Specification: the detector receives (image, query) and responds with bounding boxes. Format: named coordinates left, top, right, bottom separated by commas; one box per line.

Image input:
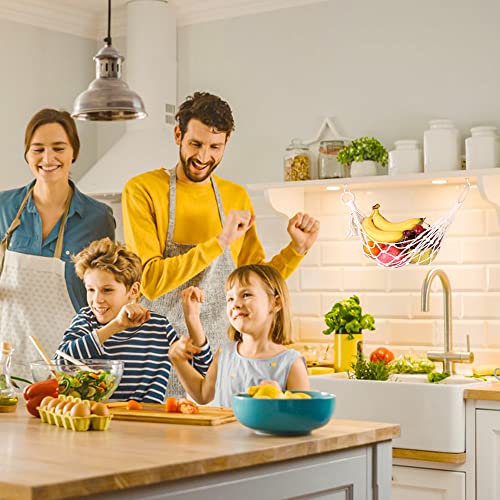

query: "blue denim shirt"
left=0, top=180, right=116, bottom=311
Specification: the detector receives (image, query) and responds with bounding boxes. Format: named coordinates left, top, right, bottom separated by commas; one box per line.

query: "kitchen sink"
left=310, top=374, right=487, bottom=453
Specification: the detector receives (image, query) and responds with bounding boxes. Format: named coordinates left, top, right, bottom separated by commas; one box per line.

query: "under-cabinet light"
left=326, top=186, right=341, bottom=191
left=432, top=179, right=448, bottom=185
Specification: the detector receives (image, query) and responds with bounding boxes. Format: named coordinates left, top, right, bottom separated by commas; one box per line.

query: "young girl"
left=169, top=264, right=309, bottom=407
left=57, top=238, right=212, bottom=403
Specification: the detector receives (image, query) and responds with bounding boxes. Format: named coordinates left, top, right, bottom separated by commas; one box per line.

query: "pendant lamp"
left=72, top=0, right=147, bottom=121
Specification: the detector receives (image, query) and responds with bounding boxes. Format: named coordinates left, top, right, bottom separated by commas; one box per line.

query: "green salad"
left=56, top=369, right=116, bottom=401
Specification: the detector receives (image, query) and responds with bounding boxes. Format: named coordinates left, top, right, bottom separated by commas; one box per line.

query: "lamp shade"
left=72, top=44, right=147, bottom=121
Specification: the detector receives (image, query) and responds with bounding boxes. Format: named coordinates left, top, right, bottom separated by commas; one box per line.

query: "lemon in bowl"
left=232, top=390, right=336, bottom=436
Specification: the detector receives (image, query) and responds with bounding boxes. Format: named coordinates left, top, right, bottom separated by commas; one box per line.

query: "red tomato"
left=370, top=347, right=395, bottom=365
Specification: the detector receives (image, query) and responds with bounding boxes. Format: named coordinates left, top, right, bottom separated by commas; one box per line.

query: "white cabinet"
left=392, top=466, right=465, bottom=500
left=476, top=409, right=500, bottom=500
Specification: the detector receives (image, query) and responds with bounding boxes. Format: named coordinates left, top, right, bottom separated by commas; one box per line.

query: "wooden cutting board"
left=108, top=402, right=235, bottom=426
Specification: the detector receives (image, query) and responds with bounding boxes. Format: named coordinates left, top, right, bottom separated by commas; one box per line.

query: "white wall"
left=0, top=19, right=98, bottom=190
left=178, top=0, right=500, bottom=366
left=177, top=0, right=500, bottom=185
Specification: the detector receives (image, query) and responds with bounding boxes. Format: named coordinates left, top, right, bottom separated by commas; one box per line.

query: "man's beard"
left=180, top=152, right=219, bottom=183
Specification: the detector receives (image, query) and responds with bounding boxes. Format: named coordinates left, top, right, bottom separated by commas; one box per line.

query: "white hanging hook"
left=458, top=179, right=471, bottom=204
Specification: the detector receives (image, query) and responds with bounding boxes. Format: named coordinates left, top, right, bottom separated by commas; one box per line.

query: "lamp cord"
left=104, top=0, right=112, bottom=45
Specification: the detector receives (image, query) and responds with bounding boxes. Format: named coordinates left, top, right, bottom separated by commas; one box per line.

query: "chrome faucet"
left=421, top=268, right=474, bottom=374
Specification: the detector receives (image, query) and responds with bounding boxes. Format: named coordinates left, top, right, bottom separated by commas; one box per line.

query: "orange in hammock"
left=363, top=240, right=380, bottom=257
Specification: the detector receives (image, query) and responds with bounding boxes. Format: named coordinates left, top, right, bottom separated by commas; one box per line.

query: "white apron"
left=141, top=169, right=236, bottom=397
left=0, top=187, right=76, bottom=381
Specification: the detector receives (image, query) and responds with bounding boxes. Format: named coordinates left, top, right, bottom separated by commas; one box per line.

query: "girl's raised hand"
left=115, top=303, right=151, bottom=329
left=181, top=286, right=205, bottom=321
left=169, top=336, right=201, bottom=363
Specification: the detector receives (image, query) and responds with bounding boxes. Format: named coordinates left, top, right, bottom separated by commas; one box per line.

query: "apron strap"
left=53, top=188, right=73, bottom=259
left=0, top=187, right=34, bottom=261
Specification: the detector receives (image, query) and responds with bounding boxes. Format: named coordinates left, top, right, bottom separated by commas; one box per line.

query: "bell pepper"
left=23, top=379, right=59, bottom=418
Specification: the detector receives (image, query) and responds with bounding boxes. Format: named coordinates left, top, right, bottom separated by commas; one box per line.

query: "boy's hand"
left=181, top=286, right=204, bottom=321
left=169, top=337, right=201, bottom=364
left=114, top=303, right=151, bottom=330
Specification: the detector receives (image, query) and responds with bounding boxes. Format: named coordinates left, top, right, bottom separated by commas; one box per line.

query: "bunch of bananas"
left=247, top=385, right=311, bottom=399
left=361, top=204, right=424, bottom=243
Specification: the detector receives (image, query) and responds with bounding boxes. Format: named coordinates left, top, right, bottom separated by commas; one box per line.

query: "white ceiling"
left=0, top=0, right=326, bottom=39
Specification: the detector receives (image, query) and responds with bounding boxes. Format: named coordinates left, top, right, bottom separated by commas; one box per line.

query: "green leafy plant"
left=427, top=371, right=451, bottom=383
left=337, top=137, right=388, bottom=167
left=349, top=352, right=392, bottom=381
left=323, top=295, right=375, bottom=340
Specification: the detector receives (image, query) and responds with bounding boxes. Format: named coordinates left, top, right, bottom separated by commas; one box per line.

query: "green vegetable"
left=56, top=369, right=116, bottom=402
left=428, top=372, right=451, bottom=383
left=323, top=295, right=375, bottom=340
left=337, top=137, right=388, bottom=167
left=390, top=355, right=435, bottom=374
left=349, top=352, right=392, bottom=381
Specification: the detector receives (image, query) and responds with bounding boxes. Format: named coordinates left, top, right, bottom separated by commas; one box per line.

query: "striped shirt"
left=56, top=307, right=212, bottom=403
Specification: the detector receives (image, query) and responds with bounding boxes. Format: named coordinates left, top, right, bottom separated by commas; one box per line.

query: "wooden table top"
left=1, top=408, right=399, bottom=499
left=464, top=381, right=500, bottom=401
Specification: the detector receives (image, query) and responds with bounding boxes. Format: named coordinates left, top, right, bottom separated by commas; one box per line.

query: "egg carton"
left=38, top=395, right=112, bottom=432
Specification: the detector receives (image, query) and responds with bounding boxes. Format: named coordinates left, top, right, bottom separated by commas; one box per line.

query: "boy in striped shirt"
left=56, top=238, right=212, bottom=403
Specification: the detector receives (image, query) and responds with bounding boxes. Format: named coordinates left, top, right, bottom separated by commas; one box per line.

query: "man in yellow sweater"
left=122, top=92, right=319, bottom=396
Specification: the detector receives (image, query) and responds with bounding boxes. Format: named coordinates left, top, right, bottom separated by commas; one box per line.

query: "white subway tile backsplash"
left=290, top=293, right=322, bottom=316
left=251, top=183, right=500, bottom=370
left=463, top=237, right=500, bottom=263
left=343, top=268, right=388, bottom=291
left=463, top=294, right=500, bottom=319
left=321, top=241, right=367, bottom=266
left=300, top=268, right=343, bottom=291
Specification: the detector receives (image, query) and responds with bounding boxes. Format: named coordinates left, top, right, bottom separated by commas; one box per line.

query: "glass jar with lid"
left=283, top=138, right=311, bottom=181
left=318, top=140, right=349, bottom=179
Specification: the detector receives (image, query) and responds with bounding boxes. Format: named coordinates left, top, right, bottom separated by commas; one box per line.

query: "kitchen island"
left=1, top=410, right=399, bottom=500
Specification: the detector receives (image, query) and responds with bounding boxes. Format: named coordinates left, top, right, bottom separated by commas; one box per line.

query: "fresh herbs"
left=337, top=137, right=388, bottom=167
left=349, top=352, right=392, bottom=381
left=323, top=295, right=375, bottom=340
left=428, top=372, right=451, bottom=383
left=390, top=355, right=435, bottom=374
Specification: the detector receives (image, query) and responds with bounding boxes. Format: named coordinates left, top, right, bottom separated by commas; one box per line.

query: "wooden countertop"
left=1, top=409, right=399, bottom=500
left=464, top=381, right=500, bottom=401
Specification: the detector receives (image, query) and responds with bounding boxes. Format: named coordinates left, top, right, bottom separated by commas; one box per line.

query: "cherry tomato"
left=370, top=347, right=395, bottom=365
left=165, top=397, right=178, bottom=413
left=126, top=399, right=143, bottom=411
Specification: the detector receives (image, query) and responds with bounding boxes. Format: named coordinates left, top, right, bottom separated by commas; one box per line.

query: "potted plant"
left=337, top=136, right=388, bottom=177
left=323, top=295, right=375, bottom=372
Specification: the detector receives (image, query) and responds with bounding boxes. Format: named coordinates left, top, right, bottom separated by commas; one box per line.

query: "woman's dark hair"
left=175, top=92, right=235, bottom=139
left=24, top=108, right=80, bottom=162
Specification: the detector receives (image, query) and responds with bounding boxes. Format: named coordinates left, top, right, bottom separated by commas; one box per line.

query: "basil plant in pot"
left=337, top=136, right=388, bottom=177
left=323, top=295, right=375, bottom=372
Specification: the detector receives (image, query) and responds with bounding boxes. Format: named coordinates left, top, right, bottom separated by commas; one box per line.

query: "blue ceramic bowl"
left=231, top=390, right=336, bottom=436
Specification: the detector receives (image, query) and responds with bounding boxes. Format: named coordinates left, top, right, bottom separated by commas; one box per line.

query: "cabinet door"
left=392, top=466, right=465, bottom=500
left=476, top=409, right=500, bottom=500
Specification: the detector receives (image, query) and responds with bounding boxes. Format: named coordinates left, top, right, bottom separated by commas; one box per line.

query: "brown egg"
left=55, top=400, right=67, bottom=414
left=47, top=398, right=61, bottom=411
left=40, top=396, right=55, bottom=408
left=90, top=402, right=110, bottom=417
left=62, top=401, right=76, bottom=415
left=70, top=402, right=91, bottom=418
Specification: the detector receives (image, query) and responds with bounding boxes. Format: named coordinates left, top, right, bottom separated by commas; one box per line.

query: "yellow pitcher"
left=333, top=333, right=363, bottom=372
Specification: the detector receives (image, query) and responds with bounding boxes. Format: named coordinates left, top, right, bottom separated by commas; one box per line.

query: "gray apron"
left=0, top=187, right=75, bottom=381
left=141, top=169, right=236, bottom=397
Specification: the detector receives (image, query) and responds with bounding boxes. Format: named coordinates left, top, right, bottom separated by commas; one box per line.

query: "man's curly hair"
left=175, top=92, right=235, bottom=138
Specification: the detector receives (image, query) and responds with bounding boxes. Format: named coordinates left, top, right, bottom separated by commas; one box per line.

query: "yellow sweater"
left=122, top=168, right=304, bottom=300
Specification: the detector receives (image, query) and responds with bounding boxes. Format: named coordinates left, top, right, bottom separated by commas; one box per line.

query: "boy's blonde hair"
left=225, top=264, right=292, bottom=345
left=72, top=238, right=142, bottom=289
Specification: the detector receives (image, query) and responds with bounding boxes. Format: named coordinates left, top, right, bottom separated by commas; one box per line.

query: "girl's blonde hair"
left=225, top=264, right=292, bottom=344
left=72, top=238, right=142, bottom=289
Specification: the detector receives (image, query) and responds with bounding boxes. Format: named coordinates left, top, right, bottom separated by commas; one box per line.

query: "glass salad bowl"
left=30, top=359, right=124, bottom=402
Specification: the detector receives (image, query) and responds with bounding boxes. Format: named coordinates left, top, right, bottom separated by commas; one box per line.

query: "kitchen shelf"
left=247, top=168, right=500, bottom=217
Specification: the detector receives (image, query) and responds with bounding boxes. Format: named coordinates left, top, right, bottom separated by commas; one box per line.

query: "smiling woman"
left=0, top=109, right=116, bottom=380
